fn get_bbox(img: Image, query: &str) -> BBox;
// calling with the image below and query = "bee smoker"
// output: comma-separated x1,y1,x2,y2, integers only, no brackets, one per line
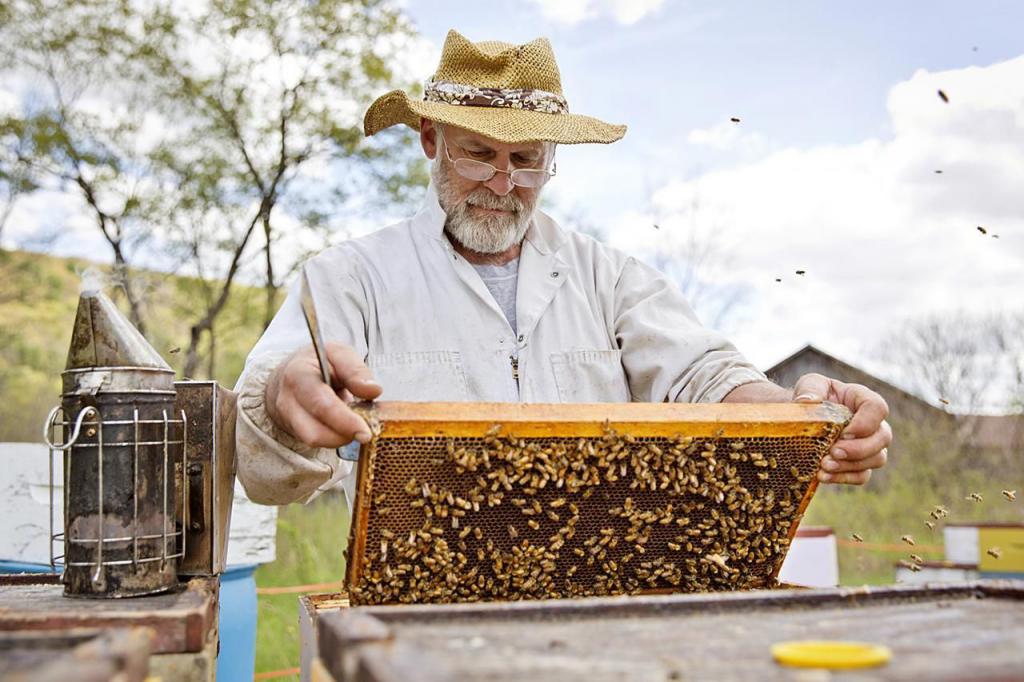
43,285,186,597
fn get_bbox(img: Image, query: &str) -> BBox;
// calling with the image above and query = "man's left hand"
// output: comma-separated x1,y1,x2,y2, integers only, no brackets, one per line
792,373,892,485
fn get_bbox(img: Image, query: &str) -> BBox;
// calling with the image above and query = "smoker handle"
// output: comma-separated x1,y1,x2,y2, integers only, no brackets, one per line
42,405,98,450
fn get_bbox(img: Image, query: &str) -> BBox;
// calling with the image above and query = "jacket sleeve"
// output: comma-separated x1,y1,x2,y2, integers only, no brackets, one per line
613,256,766,403
233,251,370,506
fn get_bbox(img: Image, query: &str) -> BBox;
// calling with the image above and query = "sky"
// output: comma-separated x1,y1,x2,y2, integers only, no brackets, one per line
397,0,1024,401
4,1,1023,406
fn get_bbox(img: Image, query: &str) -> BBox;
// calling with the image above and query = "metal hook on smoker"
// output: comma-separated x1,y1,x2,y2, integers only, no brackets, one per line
43,405,99,450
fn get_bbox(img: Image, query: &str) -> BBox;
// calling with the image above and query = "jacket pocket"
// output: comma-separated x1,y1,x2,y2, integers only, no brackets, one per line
367,350,470,401
550,349,631,403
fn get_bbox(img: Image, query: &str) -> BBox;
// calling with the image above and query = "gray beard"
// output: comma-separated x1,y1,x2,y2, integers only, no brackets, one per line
432,161,534,254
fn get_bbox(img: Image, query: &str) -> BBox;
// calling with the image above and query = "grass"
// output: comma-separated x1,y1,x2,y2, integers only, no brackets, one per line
254,492,350,679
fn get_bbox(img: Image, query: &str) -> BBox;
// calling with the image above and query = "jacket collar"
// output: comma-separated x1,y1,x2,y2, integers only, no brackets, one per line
414,181,567,256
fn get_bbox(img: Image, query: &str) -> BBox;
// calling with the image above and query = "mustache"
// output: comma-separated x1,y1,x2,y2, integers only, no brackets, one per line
463,188,524,213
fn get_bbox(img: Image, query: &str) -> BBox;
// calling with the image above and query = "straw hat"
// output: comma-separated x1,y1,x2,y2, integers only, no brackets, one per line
364,30,627,145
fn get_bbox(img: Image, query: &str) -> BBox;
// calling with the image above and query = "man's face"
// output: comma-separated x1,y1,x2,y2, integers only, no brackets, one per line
422,121,551,254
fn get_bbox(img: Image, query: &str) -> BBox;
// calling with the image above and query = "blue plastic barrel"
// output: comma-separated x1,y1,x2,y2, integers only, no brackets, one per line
217,564,259,682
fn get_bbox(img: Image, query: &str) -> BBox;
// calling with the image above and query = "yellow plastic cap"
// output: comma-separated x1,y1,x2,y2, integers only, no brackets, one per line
771,640,893,669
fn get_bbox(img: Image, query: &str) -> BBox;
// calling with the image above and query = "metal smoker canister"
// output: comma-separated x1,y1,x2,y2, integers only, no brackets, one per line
48,287,183,597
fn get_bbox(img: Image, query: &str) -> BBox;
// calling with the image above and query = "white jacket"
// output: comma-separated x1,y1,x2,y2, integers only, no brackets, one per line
234,185,765,507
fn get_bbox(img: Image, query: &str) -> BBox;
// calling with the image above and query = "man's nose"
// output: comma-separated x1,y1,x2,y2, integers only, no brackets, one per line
483,170,514,196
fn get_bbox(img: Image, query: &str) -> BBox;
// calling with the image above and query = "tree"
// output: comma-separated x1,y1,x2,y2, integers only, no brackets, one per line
1,0,428,378
0,0,159,332
648,194,748,330
879,311,1023,415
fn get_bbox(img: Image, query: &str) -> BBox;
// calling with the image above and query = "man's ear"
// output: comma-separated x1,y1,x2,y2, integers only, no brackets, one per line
420,119,438,160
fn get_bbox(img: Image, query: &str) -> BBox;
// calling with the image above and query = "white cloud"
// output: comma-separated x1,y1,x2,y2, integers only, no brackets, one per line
608,55,1024,403
686,120,774,158
530,0,667,26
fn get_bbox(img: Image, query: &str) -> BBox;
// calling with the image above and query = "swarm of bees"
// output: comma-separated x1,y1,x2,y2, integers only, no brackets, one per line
349,422,836,605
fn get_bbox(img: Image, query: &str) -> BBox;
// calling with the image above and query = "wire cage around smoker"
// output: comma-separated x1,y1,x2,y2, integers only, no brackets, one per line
44,399,189,598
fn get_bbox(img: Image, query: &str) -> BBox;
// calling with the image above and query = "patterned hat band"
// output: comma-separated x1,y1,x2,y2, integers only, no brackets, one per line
424,79,569,115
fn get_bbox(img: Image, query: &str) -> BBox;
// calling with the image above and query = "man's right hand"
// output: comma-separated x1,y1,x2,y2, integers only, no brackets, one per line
265,343,383,448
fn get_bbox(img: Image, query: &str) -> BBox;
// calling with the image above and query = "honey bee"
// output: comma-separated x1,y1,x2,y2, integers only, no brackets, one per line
1002,490,1016,502
508,525,518,539
925,521,936,530
987,547,1001,559
703,553,730,571
851,533,864,543
910,554,924,564
966,492,983,502
898,559,921,572
901,535,915,546
527,519,540,531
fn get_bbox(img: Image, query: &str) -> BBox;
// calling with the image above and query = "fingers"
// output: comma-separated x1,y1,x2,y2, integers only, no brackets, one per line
839,384,890,439
821,447,888,475
266,344,380,449
832,420,892,462
792,373,830,402
818,469,872,486
280,393,350,448
294,379,373,444
326,342,383,401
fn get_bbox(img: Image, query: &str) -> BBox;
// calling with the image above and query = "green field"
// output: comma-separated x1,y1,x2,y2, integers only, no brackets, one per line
254,494,349,679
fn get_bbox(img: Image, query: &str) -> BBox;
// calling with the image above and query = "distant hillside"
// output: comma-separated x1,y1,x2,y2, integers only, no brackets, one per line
0,249,270,442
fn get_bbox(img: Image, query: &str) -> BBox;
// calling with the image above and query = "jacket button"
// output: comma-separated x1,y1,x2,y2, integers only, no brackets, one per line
550,271,559,278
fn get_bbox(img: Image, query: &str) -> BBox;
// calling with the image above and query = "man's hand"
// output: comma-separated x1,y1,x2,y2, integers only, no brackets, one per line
792,373,891,485
265,343,383,448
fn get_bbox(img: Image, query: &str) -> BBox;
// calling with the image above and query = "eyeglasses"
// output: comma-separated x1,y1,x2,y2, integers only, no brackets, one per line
441,137,556,189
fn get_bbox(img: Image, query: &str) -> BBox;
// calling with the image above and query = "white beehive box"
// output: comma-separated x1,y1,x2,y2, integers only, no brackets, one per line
0,441,276,568
777,526,839,587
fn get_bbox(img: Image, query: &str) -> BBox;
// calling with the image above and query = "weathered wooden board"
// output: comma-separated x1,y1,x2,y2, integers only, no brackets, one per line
316,581,1024,682
0,574,217,655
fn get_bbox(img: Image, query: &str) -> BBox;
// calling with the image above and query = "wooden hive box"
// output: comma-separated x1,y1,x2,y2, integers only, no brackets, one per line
345,402,849,605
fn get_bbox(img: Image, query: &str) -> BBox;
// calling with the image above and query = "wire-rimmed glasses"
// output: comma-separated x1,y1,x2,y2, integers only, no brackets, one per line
441,138,556,189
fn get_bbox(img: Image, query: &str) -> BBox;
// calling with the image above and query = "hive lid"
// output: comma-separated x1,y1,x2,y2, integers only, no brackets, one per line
65,289,170,371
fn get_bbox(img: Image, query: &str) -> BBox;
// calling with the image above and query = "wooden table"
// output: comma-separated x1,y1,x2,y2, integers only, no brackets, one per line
0,573,218,681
